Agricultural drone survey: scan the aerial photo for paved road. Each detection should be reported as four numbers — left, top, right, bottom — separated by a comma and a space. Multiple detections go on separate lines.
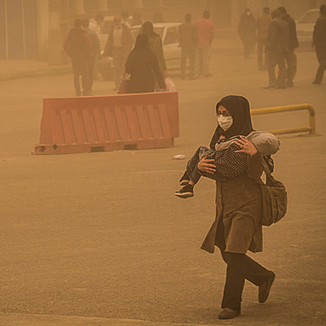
0, 46, 325, 326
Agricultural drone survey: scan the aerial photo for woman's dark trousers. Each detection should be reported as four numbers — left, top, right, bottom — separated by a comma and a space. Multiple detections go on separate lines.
220, 251, 271, 311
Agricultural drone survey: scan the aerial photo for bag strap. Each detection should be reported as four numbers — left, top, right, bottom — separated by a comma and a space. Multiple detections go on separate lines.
260, 155, 272, 176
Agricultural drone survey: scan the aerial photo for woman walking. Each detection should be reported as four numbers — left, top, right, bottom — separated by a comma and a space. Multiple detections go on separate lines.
125, 34, 166, 93
199, 95, 275, 320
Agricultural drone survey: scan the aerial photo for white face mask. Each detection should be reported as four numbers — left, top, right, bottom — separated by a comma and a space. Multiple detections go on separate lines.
218, 115, 233, 131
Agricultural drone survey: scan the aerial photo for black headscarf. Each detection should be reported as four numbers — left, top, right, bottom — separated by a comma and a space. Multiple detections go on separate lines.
142, 21, 157, 37
210, 95, 254, 149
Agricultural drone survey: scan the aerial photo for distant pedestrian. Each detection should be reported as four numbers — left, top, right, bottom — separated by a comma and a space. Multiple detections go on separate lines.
89, 14, 104, 36
142, 21, 168, 79
63, 19, 92, 96
264, 10, 289, 89
312, 4, 326, 85
103, 15, 133, 91
277, 7, 299, 87
125, 34, 166, 93
83, 18, 101, 95
194, 10, 215, 77
238, 8, 256, 59
256, 7, 271, 70
178, 13, 198, 79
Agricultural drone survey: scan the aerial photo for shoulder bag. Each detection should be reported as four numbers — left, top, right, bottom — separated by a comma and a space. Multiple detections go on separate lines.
260, 156, 288, 226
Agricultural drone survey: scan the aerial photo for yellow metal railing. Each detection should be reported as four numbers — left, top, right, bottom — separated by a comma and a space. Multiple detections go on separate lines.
251, 103, 316, 135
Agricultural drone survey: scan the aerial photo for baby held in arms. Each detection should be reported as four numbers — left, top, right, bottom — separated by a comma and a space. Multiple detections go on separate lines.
175, 131, 280, 198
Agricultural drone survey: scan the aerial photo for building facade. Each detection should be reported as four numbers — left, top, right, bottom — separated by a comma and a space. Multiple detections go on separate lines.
1, 0, 326, 63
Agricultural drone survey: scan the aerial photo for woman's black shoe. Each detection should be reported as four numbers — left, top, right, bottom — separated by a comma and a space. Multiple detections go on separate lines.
259, 271, 275, 303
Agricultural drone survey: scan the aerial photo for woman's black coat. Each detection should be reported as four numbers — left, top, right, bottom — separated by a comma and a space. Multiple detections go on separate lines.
125, 47, 166, 93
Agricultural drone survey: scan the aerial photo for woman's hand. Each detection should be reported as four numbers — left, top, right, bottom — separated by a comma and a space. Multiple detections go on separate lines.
198, 154, 216, 174
235, 136, 258, 156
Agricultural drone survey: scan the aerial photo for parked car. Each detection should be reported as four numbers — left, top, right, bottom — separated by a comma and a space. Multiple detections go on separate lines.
296, 9, 320, 51
98, 22, 182, 80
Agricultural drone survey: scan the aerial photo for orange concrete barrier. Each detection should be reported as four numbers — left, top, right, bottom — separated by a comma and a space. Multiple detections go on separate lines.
33, 92, 179, 155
